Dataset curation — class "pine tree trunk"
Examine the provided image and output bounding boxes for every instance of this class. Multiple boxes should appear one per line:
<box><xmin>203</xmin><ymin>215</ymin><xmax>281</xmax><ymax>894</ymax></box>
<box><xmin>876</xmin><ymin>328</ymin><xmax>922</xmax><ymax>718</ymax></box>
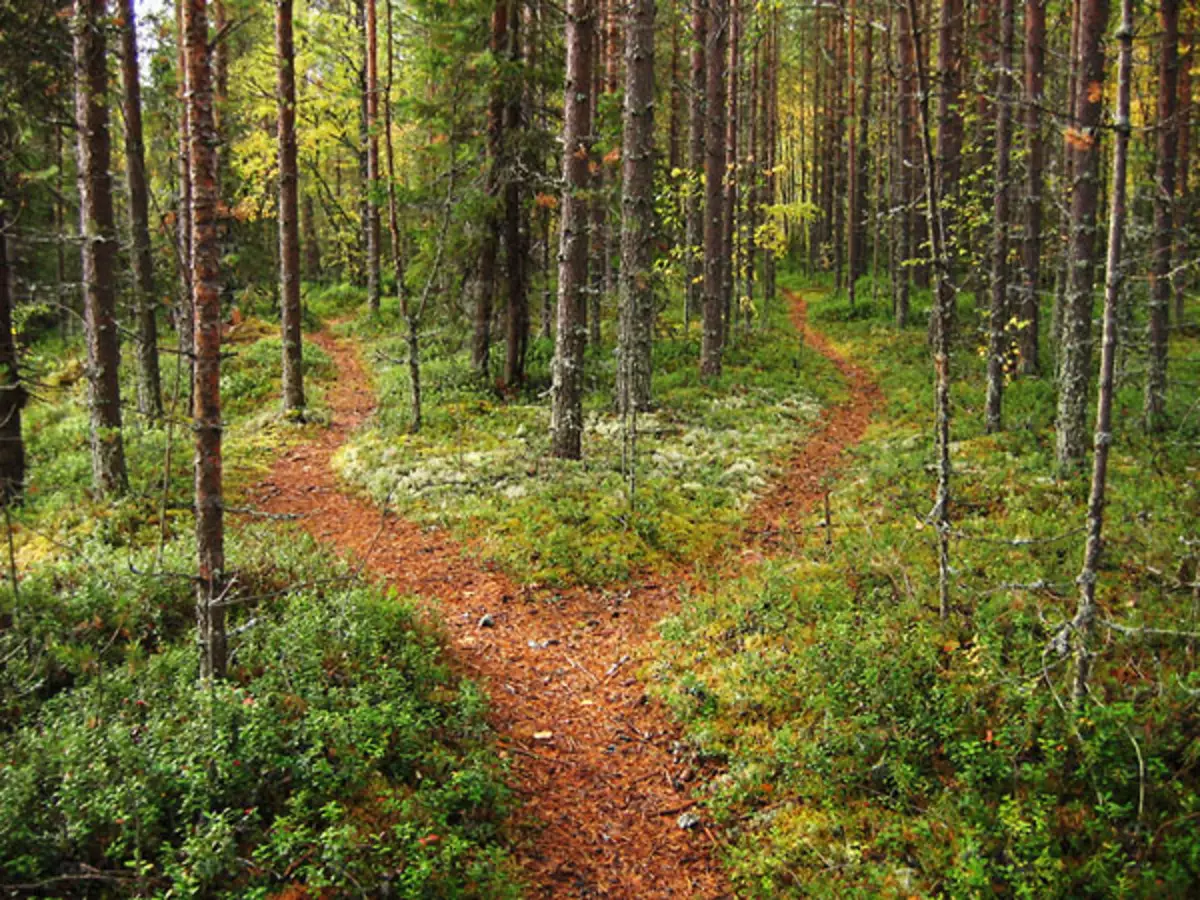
<box><xmin>1018</xmin><ymin>0</ymin><xmax>1046</xmax><ymax>376</ymax></box>
<box><xmin>303</xmin><ymin>193</ymin><xmax>322</xmax><ymax>279</ymax></box>
<box><xmin>846</xmin><ymin>0</ymin><xmax>858</xmax><ymax>305</ymax></box>
<box><xmin>1173</xmin><ymin>35</ymin><xmax>1191</xmax><ymax>325</ymax></box>
<box><xmin>721</xmin><ymin>0</ymin><xmax>739</xmax><ymax>331</ymax></box>
<box><xmin>588</xmin><ymin>0</ymin><xmax>606</xmax><ymax>346</ymax></box>
<box><xmin>183</xmin><ymin>0</ymin><xmax>227</xmax><ymax>680</ymax></box>
<box><xmin>1056</xmin><ymin>0</ymin><xmax>1110</xmax><ymax>471</ymax></box>
<box><xmin>685</xmin><ymin>0</ymin><xmax>706</xmax><ymax>322</ymax></box>
<box><xmin>74</xmin><ymin>0</ymin><xmax>129</xmax><ymax>497</ymax></box>
<box><xmin>985</xmin><ymin>0</ymin><xmax>1015</xmax><ymax>433</ymax></box>
<box><xmin>853</xmin><ymin>8</ymin><xmax>871</xmax><ymax>287</ymax></box>
<box><xmin>365</xmin><ymin>0</ymin><xmax>381</xmax><ymax>312</ymax></box>
<box><xmin>0</xmin><ymin>163</ymin><xmax>26</xmax><ymax>504</ymax></box>
<box><xmin>895</xmin><ymin>3</ymin><xmax>916</xmax><ymax>328</ymax></box>
<box><xmin>616</xmin><ymin>0</ymin><xmax>655</xmax><ymax>414</ymax></box>
<box><xmin>1071</xmin><ymin>0</ymin><xmax>1131</xmax><ymax>705</ymax></box>
<box><xmin>700</xmin><ymin>0</ymin><xmax>728</xmax><ymax>376</ymax></box>
<box><xmin>503</xmin><ymin>0</ymin><xmax>529</xmax><ymax>390</ymax></box>
<box><xmin>277</xmin><ymin>0</ymin><xmax>305</xmax><ymax>417</ymax></box>
<box><xmin>119</xmin><ymin>0</ymin><xmax>163</xmax><ymax>421</ymax></box>
<box><xmin>1145</xmin><ymin>0</ymin><xmax>1179</xmax><ymax>432</ymax></box>
<box><xmin>762</xmin><ymin>7</ymin><xmax>778</xmax><ymax>312</ymax></box>
<box><xmin>550</xmin><ymin>0</ymin><xmax>595</xmax><ymax>459</ymax></box>
<box><xmin>175</xmin><ymin>0</ymin><xmax>194</xmax><ymax>400</ymax></box>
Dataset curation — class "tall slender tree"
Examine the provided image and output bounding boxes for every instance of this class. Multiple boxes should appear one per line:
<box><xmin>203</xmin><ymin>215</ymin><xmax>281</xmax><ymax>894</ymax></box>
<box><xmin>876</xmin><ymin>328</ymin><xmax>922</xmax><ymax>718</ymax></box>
<box><xmin>502</xmin><ymin>0</ymin><xmax>530</xmax><ymax>390</ymax></box>
<box><xmin>615</xmin><ymin>0</ymin><xmax>656</xmax><ymax>414</ymax></box>
<box><xmin>684</xmin><ymin>0</ymin><xmax>706</xmax><ymax>322</ymax></box>
<box><xmin>700</xmin><ymin>0</ymin><xmax>728</xmax><ymax>376</ymax></box>
<box><xmin>1145</xmin><ymin>0</ymin><xmax>1180</xmax><ymax>432</ymax></box>
<box><xmin>185</xmin><ymin>0</ymin><xmax>227</xmax><ymax>679</ymax></box>
<box><xmin>1069</xmin><ymin>0</ymin><xmax>1132</xmax><ymax>705</ymax></box>
<box><xmin>550</xmin><ymin>0</ymin><xmax>595</xmax><ymax>459</ymax></box>
<box><xmin>985</xmin><ymin>0</ymin><xmax>1015</xmax><ymax>433</ymax></box>
<box><xmin>277</xmin><ymin>0</ymin><xmax>305</xmax><ymax>416</ymax></box>
<box><xmin>0</xmin><ymin>156</ymin><xmax>25</xmax><ymax>503</ymax></box>
<box><xmin>74</xmin><ymin>0</ymin><xmax>128</xmax><ymax>497</ymax></box>
<box><xmin>1018</xmin><ymin>0</ymin><xmax>1047</xmax><ymax>376</ymax></box>
<box><xmin>119</xmin><ymin>0</ymin><xmax>163</xmax><ymax>420</ymax></box>
<box><xmin>1056</xmin><ymin>0</ymin><xmax>1110</xmax><ymax>470</ymax></box>
<box><xmin>364</xmin><ymin>0</ymin><xmax>381</xmax><ymax>313</ymax></box>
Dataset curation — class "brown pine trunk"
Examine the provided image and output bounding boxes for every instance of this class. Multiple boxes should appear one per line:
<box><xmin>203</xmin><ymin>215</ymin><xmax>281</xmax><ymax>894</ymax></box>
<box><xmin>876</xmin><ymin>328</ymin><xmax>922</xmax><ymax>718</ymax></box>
<box><xmin>1070</xmin><ymin>0</ymin><xmax>1132</xmax><ymax>705</ymax></box>
<box><xmin>503</xmin><ymin>0</ymin><xmax>529</xmax><ymax>390</ymax></box>
<box><xmin>185</xmin><ymin>0</ymin><xmax>227</xmax><ymax>680</ymax></box>
<box><xmin>668</xmin><ymin>0</ymin><xmax>681</xmax><ymax>175</ymax></box>
<box><xmin>985</xmin><ymin>0</ymin><xmax>1015</xmax><ymax>433</ymax></box>
<box><xmin>1174</xmin><ymin>36</ymin><xmax>1191</xmax><ymax>325</ymax></box>
<box><xmin>474</xmin><ymin>0</ymin><xmax>509</xmax><ymax>377</ymax></box>
<box><xmin>0</xmin><ymin>162</ymin><xmax>26</xmax><ymax>503</ymax></box>
<box><xmin>277</xmin><ymin>0</ymin><xmax>305</xmax><ymax>417</ymax></box>
<box><xmin>74</xmin><ymin>0</ymin><xmax>128</xmax><ymax>497</ymax></box>
<box><xmin>721</xmin><ymin>0</ymin><xmax>739</xmax><ymax>331</ymax></box>
<box><xmin>303</xmin><ymin>193</ymin><xmax>322</xmax><ymax>280</ymax></box>
<box><xmin>1056</xmin><ymin>0</ymin><xmax>1110</xmax><ymax>471</ymax></box>
<box><xmin>932</xmin><ymin>0</ymin><xmax>963</xmax><ymax>334</ymax></box>
<box><xmin>119</xmin><ymin>0</ymin><xmax>163</xmax><ymax>421</ymax></box>
<box><xmin>615</xmin><ymin>0</ymin><xmax>655</xmax><ymax>414</ymax></box>
<box><xmin>762</xmin><ymin>7</ymin><xmax>778</xmax><ymax>312</ymax></box>
<box><xmin>365</xmin><ymin>0</ymin><xmax>381</xmax><ymax>312</ymax></box>
<box><xmin>587</xmin><ymin>0</ymin><xmax>607</xmax><ymax>346</ymax></box>
<box><xmin>896</xmin><ymin>2</ymin><xmax>916</xmax><ymax>328</ymax></box>
<box><xmin>700</xmin><ymin>0</ymin><xmax>728</xmax><ymax>376</ymax></box>
<box><xmin>852</xmin><ymin>6</ymin><xmax>871</xmax><ymax>286</ymax></box>
<box><xmin>685</xmin><ymin>0</ymin><xmax>706</xmax><ymax>321</ymax></box>
<box><xmin>1018</xmin><ymin>0</ymin><xmax>1047</xmax><ymax>376</ymax></box>
<box><xmin>846</xmin><ymin>0</ymin><xmax>858</xmax><ymax>305</ymax></box>
<box><xmin>174</xmin><ymin>0</ymin><xmax>194</xmax><ymax>399</ymax></box>
<box><xmin>551</xmin><ymin>0</ymin><xmax>595</xmax><ymax>459</ymax></box>
<box><xmin>1145</xmin><ymin>0</ymin><xmax>1179</xmax><ymax>432</ymax></box>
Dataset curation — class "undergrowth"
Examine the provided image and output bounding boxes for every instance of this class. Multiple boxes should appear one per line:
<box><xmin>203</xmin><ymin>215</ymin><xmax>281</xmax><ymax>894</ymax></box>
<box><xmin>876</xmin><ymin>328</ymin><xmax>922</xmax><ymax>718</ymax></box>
<box><xmin>653</xmin><ymin>270</ymin><xmax>1200</xmax><ymax>897</ymax></box>
<box><xmin>334</xmin><ymin>292</ymin><xmax>842</xmax><ymax>586</ymax></box>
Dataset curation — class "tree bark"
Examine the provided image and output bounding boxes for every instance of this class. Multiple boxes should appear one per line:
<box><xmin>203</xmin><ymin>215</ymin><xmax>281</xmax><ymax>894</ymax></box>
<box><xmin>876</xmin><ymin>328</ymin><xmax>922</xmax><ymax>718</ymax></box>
<box><xmin>895</xmin><ymin>2</ymin><xmax>916</xmax><ymax>328</ymax></box>
<box><xmin>721</xmin><ymin>0</ymin><xmax>739</xmax><ymax>330</ymax></box>
<box><xmin>474</xmin><ymin>0</ymin><xmax>509</xmax><ymax>378</ymax></box>
<box><xmin>1018</xmin><ymin>0</ymin><xmax>1046</xmax><ymax>376</ymax></box>
<box><xmin>700</xmin><ymin>0</ymin><xmax>728</xmax><ymax>376</ymax></box>
<box><xmin>985</xmin><ymin>0</ymin><xmax>1015</xmax><ymax>433</ymax></box>
<box><xmin>1070</xmin><ymin>0</ymin><xmax>1131</xmax><ymax>706</ymax></box>
<box><xmin>174</xmin><ymin>0</ymin><xmax>194</xmax><ymax>395</ymax></box>
<box><xmin>847</xmin><ymin>0</ymin><xmax>858</xmax><ymax>305</ymax></box>
<box><xmin>1055</xmin><ymin>0</ymin><xmax>1110</xmax><ymax>471</ymax></box>
<box><xmin>1174</xmin><ymin>37</ymin><xmax>1191</xmax><ymax>325</ymax></box>
<box><xmin>74</xmin><ymin>0</ymin><xmax>128</xmax><ymax>497</ymax></box>
<box><xmin>503</xmin><ymin>0</ymin><xmax>529</xmax><ymax>390</ymax></box>
<box><xmin>365</xmin><ymin>0</ymin><xmax>381</xmax><ymax>312</ymax></box>
<box><xmin>119</xmin><ymin>0</ymin><xmax>163</xmax><ymax>421</ymax></box>
<box><xmin>1145</xmin><ymin>0</ymin><xmax>1179</xmax><ymax>432</ymax></box>
<box><xmin>685</xmin><ymin>0</ymin><xmax>706</xmax><ymax>322</ymax></box>
<box><xmin>616</xmin><ymin>0</ymin><xmax>655</xmax><ymax>414</ymax></box>
<box><xmin>303</xmin><ymin>192</ymin><xmax>322</xmax><ymax>280</ymax></box>
<box><xmin>185</xmin><ymin>0</ymin><xmax>227</xmax><ymax>680</ymax></box>
<box><xmin>550</xmin><ymin>0</ymin><xmax>595</xmax><ymax>459</ymax></box>
<box><xmin>0</xmin><ymin>164</ymin><xmax>26</xmax><ymax>504</ymax></box>
<box><xmin>277</xmin><ymin>0</ymin><xmax>305</xmax><ymax>417</ymax></box>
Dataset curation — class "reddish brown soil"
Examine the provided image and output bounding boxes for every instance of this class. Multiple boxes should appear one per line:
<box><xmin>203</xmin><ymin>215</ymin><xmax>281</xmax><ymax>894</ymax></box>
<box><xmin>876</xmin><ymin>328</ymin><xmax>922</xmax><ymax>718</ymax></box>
<box><xmin>250</xmin><ymin>288</ymin><xmax>879</xmax><ymax>898</ymax></box>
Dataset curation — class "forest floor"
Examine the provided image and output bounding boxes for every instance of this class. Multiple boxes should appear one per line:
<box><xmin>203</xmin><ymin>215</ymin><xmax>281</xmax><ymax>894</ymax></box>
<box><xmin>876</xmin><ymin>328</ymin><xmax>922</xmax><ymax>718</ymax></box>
<box><xmin>250</xmin><ymin>288</ymin><xmax>879</xmax><ymax>898</ymax></box>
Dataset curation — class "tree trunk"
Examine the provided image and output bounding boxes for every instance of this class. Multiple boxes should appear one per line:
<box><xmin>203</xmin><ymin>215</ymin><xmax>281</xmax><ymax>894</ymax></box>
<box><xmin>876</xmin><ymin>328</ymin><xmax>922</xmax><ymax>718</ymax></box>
<box><xmin>185</xmin><ymin>0</ymin><xmax>227</xmax><ymax>680</ymax></box>
<box><xmin>985</xmin><ymin>0</ymin><xmax>1015</xmax><ymax>433</ymax></box>
<box><xmin>503</xmin><ymin>0</ymin><xmax>529</xmax><ymax>390</ymax></box>
<box><xmin>550</xmin><ymin>0</ymin><xmax>595</xmax><ymax>459</ymax></box>
<box><xmin>616</xmin><ymin>0</ymin><xmax>655</xmax><ymax>414</ymax></box>
<box><xmin>365</xmin><ymin>0</ymin><xmax>381</xmax><ymax>312</ymax></box>
<box><xmin>685</xmin><ymin>0</ymin><xmax>706</xmax><ymax>322</ymax></box>
<box><xmin>1145</xmin><ymin>0</ymin><xmax>1179</xmax><ymax>432</ymax></box>
<box><xmin>303</xmin><ymin>192</ymin><xmax>322</xmax><ymax>280</ymax></box>
<box><xmin>175</xmin><ymin>0</ymin><xmax>194</xmax><ymax>402</ymax></box>
<box><xmin>847</xmin><ymin>0</ymin><xmax>858</xmax><ymax>305</ymax></box>
<box><xmin>119</xmin><ymin>0</ymin><xmax>163</xmax><ymax>421</ymax></box>
<box><xmin>1174</xmin><ymin>38</ymin><xmax>1191</xmax><ymax>325</ymax></box>
<box><xmin>74</xmin><ymin>0</ymin><xmax>128</xmax><ymax>497</ymax></box>
<box><xmin>721</xmin><ymin>0</ymin><xmax>739</xmax><ymax>331</ymax></box>
<box><xmin>668</xmin><ymin>0</ymin><xmax>681</xmax><ymax>175</ymax></box>
<box><xmin>0</xmin><ymin>165</ymin><xmax>26</xmax><ymax>504</ymax></box>
<box><xmin>700</xmin><ymin>0</ymin><xmax>728</xmax><ymax>376</ymax></box>
<box><xmin>1018</xmin><ymin>0</ymin><xmax>1046</xmax><ymax>376</ymax></box>
<box><xmin>277</xmin><ymin>0</ymin><xmax>305</xmax><ymax>417</ymax></box>
<box><xmin>474</xmin><ymin>0</ymin><xmax>509</xmax><ymax>378</ymax></box>
<box><xmin>762</xmin><ymin>6</ymin><xmax>778</xmax><ymax>313</ymax></box>
<box><xmin>903</xmin><ymin>0</ymin><xmax>954</xmax><ymax>618</ymax></box>
<box><xmin>1070</xmin><ymin>0</ymin><xmax>1131</xmax><ymax>706</ymax></box>
<box><xmin>895</xmin><ymin>2</ymin><xmax>916</xmax><ymax>328</ymax></box>
<box><xmin>852</xmin><ymin>6</ymin><xmax>871</xmax><ymax>286</ymax></box>
<box><xmin>1055</xmin><ymin>0</ymin><xmax>1110</xmax><ymax>471</ymax></box>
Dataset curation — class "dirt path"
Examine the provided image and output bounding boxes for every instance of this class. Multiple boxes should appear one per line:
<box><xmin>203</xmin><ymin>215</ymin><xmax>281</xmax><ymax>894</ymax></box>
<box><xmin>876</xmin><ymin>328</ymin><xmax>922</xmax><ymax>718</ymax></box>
<box><xmin>250</xmin><ymin>288</ymin><xmax>879</xmax><ymax>898</ymax></box>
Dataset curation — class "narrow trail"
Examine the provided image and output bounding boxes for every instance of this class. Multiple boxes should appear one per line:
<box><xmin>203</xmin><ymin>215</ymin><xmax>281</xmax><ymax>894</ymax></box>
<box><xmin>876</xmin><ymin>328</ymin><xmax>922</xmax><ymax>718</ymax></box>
<box><xmin>250</xmin><ymin>288</ymin><xmax>880</xmax><ymax>898</ymax></box>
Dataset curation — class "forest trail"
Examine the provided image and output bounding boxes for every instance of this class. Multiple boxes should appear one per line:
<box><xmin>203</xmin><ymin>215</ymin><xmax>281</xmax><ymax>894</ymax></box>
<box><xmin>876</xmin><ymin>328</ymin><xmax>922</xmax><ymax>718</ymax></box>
<box><xmin>250</xmin><ymin>287</ymin><xmax>879</xmax><ymax>898</ymax></box>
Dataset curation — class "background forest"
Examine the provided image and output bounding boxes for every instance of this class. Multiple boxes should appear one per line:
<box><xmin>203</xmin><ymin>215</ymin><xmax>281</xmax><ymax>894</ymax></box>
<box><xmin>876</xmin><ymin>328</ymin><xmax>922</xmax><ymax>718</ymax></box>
<box><xmin>0</xmin><ymin>0</ymin><xmax>1198</xmax><ymax>896</ymax></box>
